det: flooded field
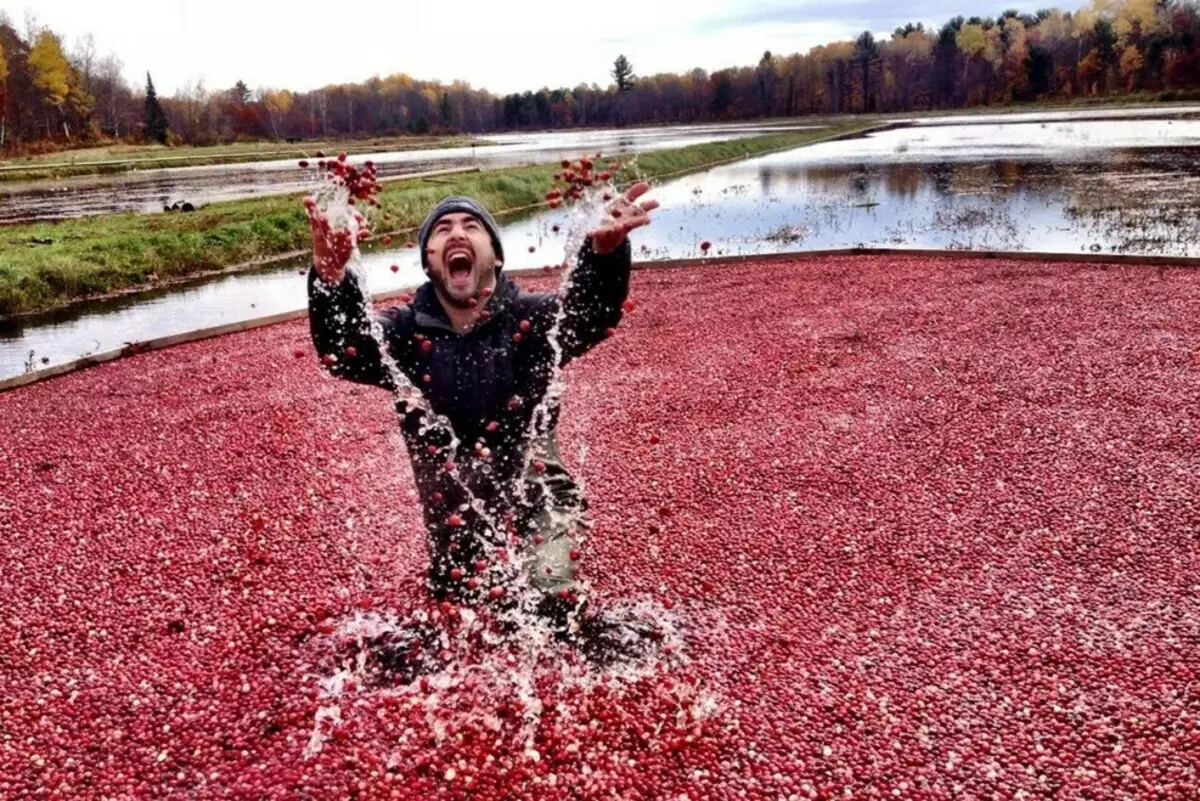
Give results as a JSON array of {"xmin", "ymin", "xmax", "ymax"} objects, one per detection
[
  {"xmin": 4, "ymin": 109, "xmax": 1200, "ymax": 381},
  {"xmin": 2, "ymin": 121, "xmax": 820, "ymax": 224}
]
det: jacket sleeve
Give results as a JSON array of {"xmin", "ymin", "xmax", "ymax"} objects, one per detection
[
  {"xmin": 307, "ymin": 265, "xmax": 409, "ymax": 390},
  {"xmin": 556, "ymin": 236, "xmax": 632, "ymax": 365}
]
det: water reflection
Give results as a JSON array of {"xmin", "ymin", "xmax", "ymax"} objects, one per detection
[{"xmin": 4, "ymin": 114, "xmax": 1200, "ymax": 381}]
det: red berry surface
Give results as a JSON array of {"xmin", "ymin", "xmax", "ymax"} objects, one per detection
[{"xmin": 2, "ymin": 256, "xmax": 1199, "ymax": 798}]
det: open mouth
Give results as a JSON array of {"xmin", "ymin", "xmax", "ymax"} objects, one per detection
[{"xmin": 446, "ymin": 249, "xmax": 474, "ymax": 287}]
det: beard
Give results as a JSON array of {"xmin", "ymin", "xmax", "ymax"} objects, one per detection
[{"xmin": 433, "ymin": 253, "xmax": 495, "ymax": 308}]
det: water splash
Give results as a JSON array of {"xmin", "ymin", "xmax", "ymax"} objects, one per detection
[{"xmin": 303, "ymin": 163, "xmax": 710, "ymax": 778}]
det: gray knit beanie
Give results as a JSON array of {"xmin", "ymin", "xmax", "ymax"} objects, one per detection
[{"xmin": 417, "ymin": 196, "xmax": 505, "ymax": 273}]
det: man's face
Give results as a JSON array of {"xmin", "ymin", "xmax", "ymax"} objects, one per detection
[{"xmin": 426, "ymin": 212, "xmax": 498, "ymax": 308}]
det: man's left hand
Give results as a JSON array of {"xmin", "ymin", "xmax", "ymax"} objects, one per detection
[{"xmin": 589, "ymin": 181, "xmax": 659, "ymax": 254}]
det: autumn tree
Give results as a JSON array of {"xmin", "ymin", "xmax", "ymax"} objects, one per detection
[
  {"xmin": 710, "ymin": 71, "xmax": 735, "ymax": 117},
  {"xmin": 261, "ymin": 88, "xmax": 293, "ymax": 139},
  {"xmin": 28, "ymin": 29, "xmax": 70, "ymax": 137},
  {"xmin": 0, "ymin": 38, "xmax": 7, "ymax": 145},
  {"xmin": 853, "ymin": 32, "xmax": 882, "ymax": 111}
]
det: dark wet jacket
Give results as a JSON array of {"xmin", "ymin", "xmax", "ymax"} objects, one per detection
[{"xmin": 307, "ymin": 238, "xmax": 631, "ymax": 579}]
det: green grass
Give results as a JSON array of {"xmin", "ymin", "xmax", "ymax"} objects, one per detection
[
  {"xmin": 0, "ymin": 134, "xmax": 478, "ymax": 182},
  {"xmin": 0, "ymin": 124, "xmax": 865, "ymax": 318}
]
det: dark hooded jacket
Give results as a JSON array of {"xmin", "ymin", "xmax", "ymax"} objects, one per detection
[{"xmin": 307, "ymin": 237, "xmax": 631, "ymax": 581}]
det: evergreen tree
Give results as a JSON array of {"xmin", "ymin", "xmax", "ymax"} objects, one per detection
[
  {"xmin": 143, "ymin": 71, "xmax": 169, "ymax": 144},
  {"xmin": 612, "ymin": 55, "xmax": 635, "ymax": 92}
]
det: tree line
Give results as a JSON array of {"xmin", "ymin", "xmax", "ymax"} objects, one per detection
[{"xmin": 2, "ymin": 0, "xmax": 1199, "ymax": 152}]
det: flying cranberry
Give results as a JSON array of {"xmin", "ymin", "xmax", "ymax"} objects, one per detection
[
  {"xmin": 604, "ymin": 327, "xmax": 617, "ymax": 338},
  {"xmin": 569, "ymin": 550, "xmax": 581, "ymax": 561},
  {"xmin": 321, "ymin": 353, "xmax": 337, "ymax": 366},
  {"xmin": 450, "ymin": 568, "xmax": 464, "ymax": 581},
  {"xmin": 383, "ymin": 235, "xmax": 393, "ymax": 245},
  {"xmin": 337, "ymin": 151, "xmax": 347, "ymax": 162},
  {"xmin": 560, "ymin": 159, "xmax": 570, "ymax": 168},
  {"xmin": 432, "ymin": 491, "xmax": 444, "ymax": 504},
  {"xmin": 512, "ymin": 333, "xmax": 523, "ymax": 343},
  {"xmin": 344, "ymin": 346, "xmax": 357, "ymax": 358},
  {"xmin": 488, "ymin": 586, "xmax": 505, "ymax": 600},
  {"xmin": 390, "ymin": 264, "xmax": 399, "ymax": 273},
  {"xmin": 298, "ymin": 160, "xmax": 309, "ymax": 168},
  {"xmin": 700, "ymin": 240, "xmax": 712, "ymax": 252},
  {"xmin": 622, "ymin": 299, "xmax": 635, "ymax": 313},
  {"xmin": 487, "ymin": 421, "xmax": 500, "ymax": 432},
  {"xmin": 421, "ymin": 340, "xmax": 433, "ymax": 353},
  {"xmin": 528, "ymin": 245, "xmax": 536, "ymax": 253},
  {"xmin": 315, "ymin": 149, "xmax": 326, "ymax": 157},
  {"xmin": 519, "ymin": 319, "xmax": 531, "ymax": 332},
  {"xmin": 447, "ymin": 514, "xmax": 464, "ymax": 527}
]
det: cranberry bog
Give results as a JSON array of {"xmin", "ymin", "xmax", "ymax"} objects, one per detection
[{"xmin": 3, "ymin": 254, "xmax": 1199, "ymax": 799}]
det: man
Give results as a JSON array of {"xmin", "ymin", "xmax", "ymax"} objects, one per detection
[{"xmin": 306, "ymin": 184, "xmax": 659, "ymax": 674}]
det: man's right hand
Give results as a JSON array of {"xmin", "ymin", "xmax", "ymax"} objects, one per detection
[{"xmin": 305, "ymin": 196, "xmax": 354, "ymax": 285}]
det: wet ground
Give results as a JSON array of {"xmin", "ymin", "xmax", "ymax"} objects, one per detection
[
  {"xmin": 2, "ymin": 121, "xmax": 820, "ymax": 224},
  {"xmin": 5, "ymin": 109, "xmax": 1200, "ymax": 382}
]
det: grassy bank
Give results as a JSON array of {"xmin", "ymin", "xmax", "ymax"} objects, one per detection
[
  {"xmin": 0, "ymin": 124, "xmax": 865, "ymax": 318},
  {"xmin": 0, "ymin": 134, "xmax": 476, "ymax": 182}
]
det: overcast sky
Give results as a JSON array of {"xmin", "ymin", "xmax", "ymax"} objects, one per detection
[{"xmin": 5, "ymin": 0, "xmax": 1047, "ymax": 97}]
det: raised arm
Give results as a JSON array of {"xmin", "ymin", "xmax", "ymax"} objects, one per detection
[
  {"xmin": 304, "ymin": 195, "xmax": 410, "ymax": 389},
  {"xmin": 557, "ymin": 181, "xmax": 658, "ymax": 364},
  {"xmin": 556, "ymin": 236, "xmax": 632, "ymax": 364},
  {"xmin": 308, "ymin": 267, "xmax": 410, "ymax": 389}
]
